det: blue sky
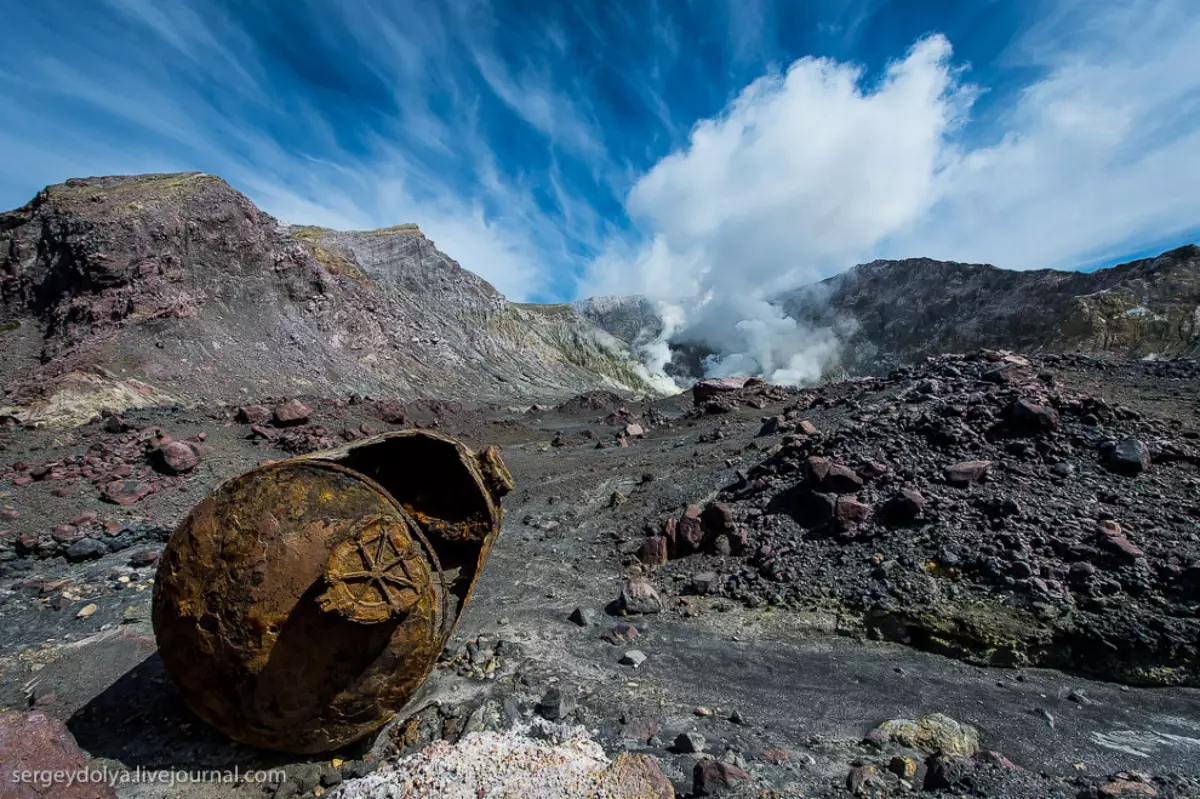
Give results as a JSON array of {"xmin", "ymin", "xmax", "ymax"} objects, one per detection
[{"xmin": 0, "ymin": 0, "xmax": 1197, "ymax": 303}]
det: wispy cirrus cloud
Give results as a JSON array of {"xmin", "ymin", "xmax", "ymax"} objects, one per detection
[
  {"xmin": 0, "ymin": 0, "xmax": 1196, "ymax": 320},
  {"xmin": 581, "ymin": 0, "xmax": 1200, "ymax": 382}
]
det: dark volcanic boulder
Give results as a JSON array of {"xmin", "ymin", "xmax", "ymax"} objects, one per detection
[
  {"xmin": 1007, "ymin": 399, "xmax": 1060, "ymax": 434},
  {"xmin": 1106, "ymin": 438, "xmax": 1151, "ymax": 476}
]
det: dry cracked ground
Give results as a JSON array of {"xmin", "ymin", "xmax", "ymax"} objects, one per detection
[{"xmin": 1, "ymin": 352, "xmax": 1199, "ymax": 799}]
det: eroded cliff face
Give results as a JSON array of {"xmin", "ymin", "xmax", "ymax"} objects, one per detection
[{"xmin": 0, "ymin": 173, "xmax": 656, "ymax": 426}]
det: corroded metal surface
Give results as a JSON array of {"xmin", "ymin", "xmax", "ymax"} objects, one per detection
[
  {"xmin": 317, "ymin": 514, "xmax": 429, "ymax": 624},
  {"xmin": 152, "ymin": 430, "xmax": 510, "ymax": 753}
]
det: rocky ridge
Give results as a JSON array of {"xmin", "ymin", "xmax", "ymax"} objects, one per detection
[
  {"xmin": 0, "ymin": 173, "xmax": 657, "ymax": 427},
  {"xmin": 579, "ymin": 248, "xmax": 1200, "ymax": 382},
  {"xmin": 783, "ymin": 247, "xmax": 1200, "ymax": 375}
]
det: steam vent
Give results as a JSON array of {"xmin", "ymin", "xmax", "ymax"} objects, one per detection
[{"xmin": 151, "ymin": 430, "xmax": 513, "ymax": 753}]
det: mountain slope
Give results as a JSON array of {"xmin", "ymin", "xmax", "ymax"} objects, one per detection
[
  {"xmin": 0, "ymin": 173, "xmax": 656, "ymax": 426},
  {"xmin": 781, "ymin": 246, "xmax": 1200, "ymax": 375},
  {"xmin": 578, "ymin": 247, "xmax": 1200, "ymax": 381}
]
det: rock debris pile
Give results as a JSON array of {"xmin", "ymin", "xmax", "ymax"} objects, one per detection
[{"xmin": 646, "ymin": 352, "xmax": 1200, "ymax": 685}]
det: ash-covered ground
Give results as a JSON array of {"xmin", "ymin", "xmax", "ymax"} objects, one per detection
[{"xmin": 1, "ymin": 352, "xmax": 1199, "ymax": 799}]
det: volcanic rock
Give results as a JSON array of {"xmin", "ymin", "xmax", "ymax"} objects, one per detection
[
  {"xmin": 1107, "ymin": 438, "xmax": 1151, "ymax": 476},
  {"xmin": 692, "ymin": 377, "xmax": 758, "ymax": 405},
  {"xmin": 568, "ymin": 607, "xmax": 595, "ymax": 627},
  {"xmin": 876, "ymin": 713, "xmax": 981, "ymax": 756},
  {"xmin": 639, "ymin": 536, "xmax": 668, "ymax": 566},
  {"xmin": 534, "ymin": 687, "xmax": 575, "ymax": 721},
  {"xmin": 846, "ymin": 764, "xmax": 885, "ymax": 797},
  {"xmin": 154, "ymin": 440, "xmax": 199, "ymax": 474},
  {"xmin": 1008, "ymin": 399, "xmax": 1060, "ymax": 433},
  {"xmin": 692, "ymin": 759, "xmax": 749, "ymax": 796},
  {"xmin": 235, "ymin": 404, "xmax": 271, "ymax": 424},
  {"xmin": 834, "ymin": 496, "xmax": 872, "ymax": 528},
  {"xmin": 676, "ymin": 505, "xmax": 706, "ymax": 554},
  {"xmin": 619, "ymin": 650, "xmax": 647, "ymax": 668},
  {"xmin": 65, "ymin": 538, "xmax": 107, "ymax": 562},
  {"xmin": 618, "ymin": 578, "xmax": 663, "ymax": 615},
  {"xmin": 945, "ymin": 460, "xmax": 992, "ymax": 486},
  {"xmin": 101, "ymin": 479, "xmax": 151, "ymax": 506},
  {"xmin": 807, "ymin": 457, "xmax": 863, "ymax": 493},
  {"xmin": 925, "ymin": 750, "xmax": 975, "ymax": 790},
  {"xmin": 0, "ymin": 710, "xmax": 116, "ymax": 798},
  {"xmin": 273, "ymin": 399, "xmax": 313, "ymax": 426},
  {"xmin": 879, "ymin": 488, "xmax": 926, "ymax": 525}
]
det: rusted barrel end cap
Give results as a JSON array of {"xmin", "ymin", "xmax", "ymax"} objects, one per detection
[{"xmin": 317, "ymin": 513, "xmax": 429, "ymax": 624}]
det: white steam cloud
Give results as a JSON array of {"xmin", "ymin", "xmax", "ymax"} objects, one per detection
[
  {"xmin": 585, "ymin": 0, "xmax": 1200, "ymax": 387},
  {"xmin": 585, "ymin": 35, "xmax": 971, "ymax": 384}
]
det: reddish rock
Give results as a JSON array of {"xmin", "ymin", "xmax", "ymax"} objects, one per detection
[
  {"xmin": 50, "ymin": 487, "xmax": 72, "ymax": 498},
  {"xmin": 701, "ymin": 501, "xmax": 735, "ymax": 535},
  {"xmin": 620, "ymin": 717, "xmax": 662, "ymax": 743},
  {"xmin": 762, "ymin": 747, "xmax": 789, "ymax": 765},
  {"xmin": 101, "ymin": 480, "xmax": 152, "ymax": 506},
  {"xmin": 835, "ymin": 496, "xmax": 872, "ymax": 528},
  {"xmin": 12, "ymin": 475, "xmax": 33, "ymax": 487},
  {"xmin": 693, "ymin": 759, "xmax": 750, "ymax": 796},
  {"xmin": 0, "ymin": 710, "xmax": 116, "ymax": 798},
  {"xmin": 1098, "ymin": 780, "xmax": 1157, "ymax": 798},
  {"xmin": 249, "ymin": 424, "xmax": 278, "ymax": 441},
  {"xmin": 1102, "ymin": 535, "xmax": 1145, "ymax": 562},
  {"xmin": 662, "ymin": 518, "xmax": 678, "ymax": 554},
  {"xmin": 235, "ymin": 404, "xmax": 271, "ymax": 424},
  {"xmin": 624, "ymin": 423, "xmax": 646, "ymax": 438},
  {"xmin": 976, "ymin": 750, "xmax": 1019, "ymax": 769},
  {"xmin": 880, "ymin": 488, "xmax": 926, "ymax": 525},
  {"xmin": 154, "ymin": 441, "xmax": 199, "ymax": 474},
  {"xmin": 983, "ymin": 363, "xmax": 1026, "ymax": 384},
  {"xmin": 925, "ymin": 751, "xmax": 975, "ymax": 790},
  {"xmin": 50, "ymin": 525, "xmax": 80, "ymax": 544},
  {"xmin": 639, "ymin": 536, "xmax": 669, "ymax": 566},
  {"xmin": 807, "ymin": 457, "xmax": 863, "ymax": 493},
  {"xmin": 372, "ymin": 400, "xmax": 406, "ymax": 425},
  {"xmin": 1009, "ymin": 399, "xmax": 1060, "ymax": 433},
  {"xmin": 70, "ymin": 511, "xmax": 98, "ymax": 526},
  {"xmin": 677, "ymin": 505, "xmax": 706, "ymax": 554},
  {"xmin": 945, "ymin": 460, "xmax": 992, "ymax": 486},
  {"xmin": 111, "ymin": 464, "xmax": 133, "ymax": 478},
  {"xmin": 603, "ymin": 621, "xmax": 640, "ymax": 644},
  {"xmin": 692, "ymin": 377, "xmax": 763, "ymax": 405},
  {"xmin": 797, "ymin": 420, "xmax": 819, "ymax": 436},
  {"xmin": 272, "ymin": 399, "xmax": 312, "ymax": 426},
  {"xmin": 618, "ymin": 577, "xmax": 664, "ymax": 615}
]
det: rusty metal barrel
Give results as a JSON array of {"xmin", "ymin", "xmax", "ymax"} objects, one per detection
[{"xmin": 151, "ymin": 430, "xmax": 513, "ymax": 753}]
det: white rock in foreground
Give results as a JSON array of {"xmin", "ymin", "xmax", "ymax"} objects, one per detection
[{"xmin": 331, "ymin": 720, "xmax": 673, "ymax": 798}]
